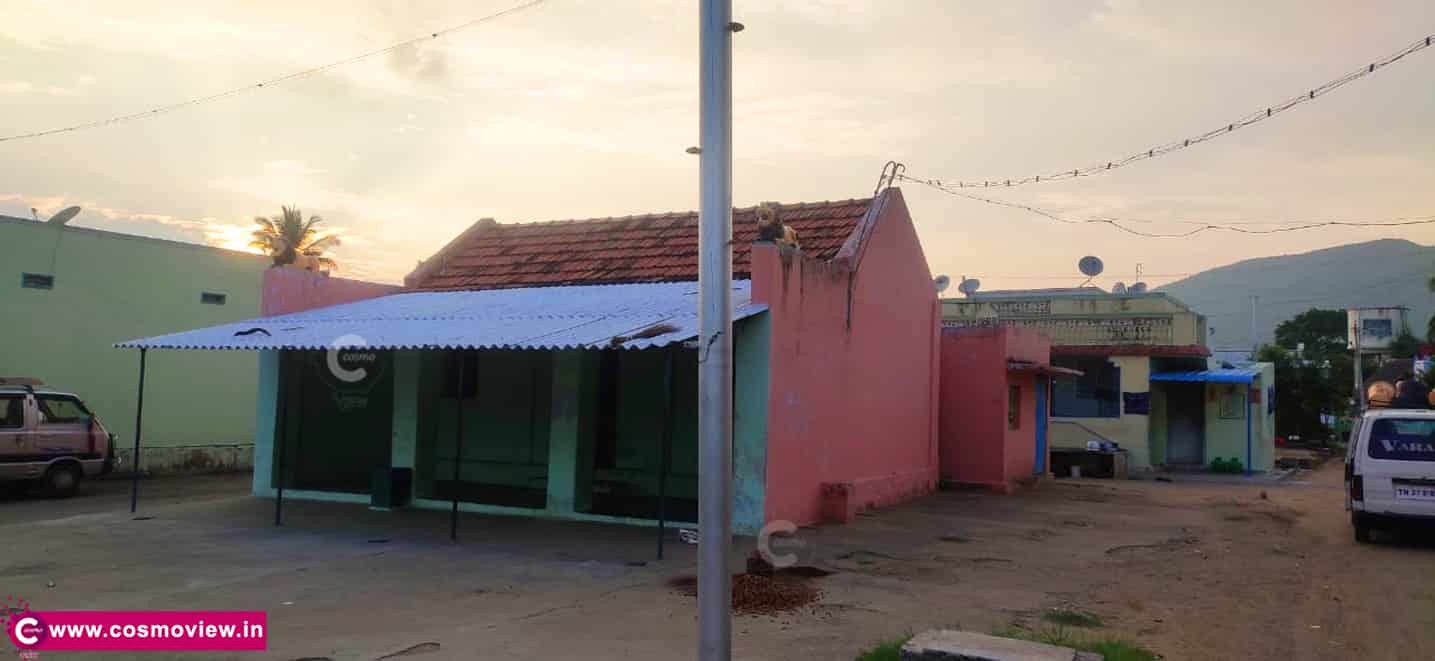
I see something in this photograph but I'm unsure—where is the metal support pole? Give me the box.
[129,348,147,513]
[1245,388,1253,476]
[657,348,676,560]
[1248,295,1259,357]
[1353,318,1365,411]
[451,351,467,542]
[274,354,289,526]
[698,0,734,657]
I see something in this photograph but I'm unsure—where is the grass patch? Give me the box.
[1041,607,1103,628]
[854,635,911,661]
[994,626,1158,661]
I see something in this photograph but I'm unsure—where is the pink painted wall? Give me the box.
[751,188,941,527]
[1003,371,1039,482]
[261,266,400,317]
[938,326,1049,491]
[938,328,1006,486]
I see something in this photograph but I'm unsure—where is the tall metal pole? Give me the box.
[129,348,147,513]
[1248,295,1259,357]
[451,351,467,542]
[1353,316,1365,411]
[698,1,734,658]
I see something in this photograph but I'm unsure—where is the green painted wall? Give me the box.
[252,350,279,493]
[274,351,394,493]
[1148,384,1168,466]
[1203,381,1252,469]
[0,217,267,469]
[418,350,553,501]
[597,348,699,500]
[1049,355,1155,468]
[733,313,770,535]
[258,314,773,533]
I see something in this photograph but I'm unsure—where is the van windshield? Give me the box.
[1368,418,1435,461]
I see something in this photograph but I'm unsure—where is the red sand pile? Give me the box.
[666,573,823,616]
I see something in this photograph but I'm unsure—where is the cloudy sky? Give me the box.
[2,0,1433,286]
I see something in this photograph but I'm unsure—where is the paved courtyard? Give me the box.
[3,465,1433,660]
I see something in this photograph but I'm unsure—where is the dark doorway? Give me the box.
[1165,383,1205,465]
[277,351,394,494]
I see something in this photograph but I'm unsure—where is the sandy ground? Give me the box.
[2,466,1433,661]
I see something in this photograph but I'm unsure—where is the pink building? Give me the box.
[938,326,1078,492]
[198,187,941,534]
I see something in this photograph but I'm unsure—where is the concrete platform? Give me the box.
[901,630,1101,661]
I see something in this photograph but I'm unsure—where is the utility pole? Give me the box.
[698,1,735,659]
[1353,314,1365,411]
[1248,295,1259,358]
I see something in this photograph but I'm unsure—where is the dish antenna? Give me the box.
[1128,282,1148,294]
[45,206,82,226]
[1078,255,1104,278]
[933,275,951,294]
[1112,281,1128,295]
[957,277,981,297]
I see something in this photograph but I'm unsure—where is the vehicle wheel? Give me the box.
[1352,513,1372,544]
[42,463,82,498]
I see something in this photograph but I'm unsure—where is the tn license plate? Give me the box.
[1394,485,1435,501]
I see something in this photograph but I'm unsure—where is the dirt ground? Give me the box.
[2,465,1433,661]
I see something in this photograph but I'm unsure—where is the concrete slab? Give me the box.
[901,630,1100,661]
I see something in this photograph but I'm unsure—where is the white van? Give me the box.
[1346,409,1435,542]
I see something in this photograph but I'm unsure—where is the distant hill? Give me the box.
[1157,239,1435,352]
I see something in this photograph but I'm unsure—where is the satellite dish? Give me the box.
[1078,255,1104,277]
[47,206,81,225]
[1112,282,1127,295]
[934,275,951,294]
[957,278,981,296]
[1128,282,1148,294]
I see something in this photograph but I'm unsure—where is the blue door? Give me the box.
[1034,378,1048,474]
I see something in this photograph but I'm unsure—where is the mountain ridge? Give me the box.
[1156,239,1434,351]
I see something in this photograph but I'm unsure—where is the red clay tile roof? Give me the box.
[406,198,871,291]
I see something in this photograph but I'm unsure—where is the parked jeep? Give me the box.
[0,379,117,497]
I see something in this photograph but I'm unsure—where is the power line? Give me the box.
[904,33,1434,189]
[0,0,547,144]
[903,176,1435,238]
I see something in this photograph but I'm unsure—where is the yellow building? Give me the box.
[943,288,1274,473]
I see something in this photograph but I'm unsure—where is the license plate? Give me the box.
[1394,484,1435,502]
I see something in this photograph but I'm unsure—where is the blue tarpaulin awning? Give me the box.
[1150,368,1262,384]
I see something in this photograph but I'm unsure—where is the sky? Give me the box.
[1,0,1433,286]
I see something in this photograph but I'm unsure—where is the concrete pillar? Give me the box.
[546,351,594,515]
[391,350,421,470]
[252,350,279,495]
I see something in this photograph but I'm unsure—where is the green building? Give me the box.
[0,214,268,473]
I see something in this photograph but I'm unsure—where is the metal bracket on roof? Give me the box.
[872,161,905,198]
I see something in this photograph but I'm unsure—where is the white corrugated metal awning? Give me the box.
[116,281,765,351]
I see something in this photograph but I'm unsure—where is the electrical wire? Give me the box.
[903,176,1435,238]
[904,33,1435,189]
[0,0,547,144]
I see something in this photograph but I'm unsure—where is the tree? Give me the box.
[249,206,341,270]
[1258,344,1338,439]
[1262,308,1359,439]
[1273,308,1347,365]
[1388,330,1422,359]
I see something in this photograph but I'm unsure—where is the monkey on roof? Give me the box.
[755,201,798,249]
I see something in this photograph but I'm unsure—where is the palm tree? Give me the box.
[249,206,341,270]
